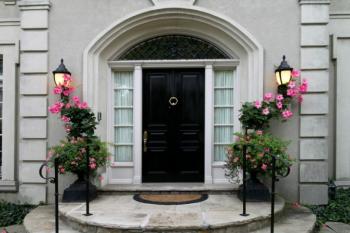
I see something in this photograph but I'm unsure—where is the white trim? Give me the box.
[133,65,142,184]
[151,0,196,6]
[0,44,17,190]
[109,60,239,69]
[204,65,214,184]
[109,178,134,184]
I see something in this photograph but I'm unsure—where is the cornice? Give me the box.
[18,0,50,10]
[299,0,330,5]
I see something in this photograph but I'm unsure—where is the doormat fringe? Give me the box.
[133,194,208,205]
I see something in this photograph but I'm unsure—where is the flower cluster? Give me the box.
[47,137,108,175]
[47,74,109,176]
[225,132,294,181]
[239,70,308,130]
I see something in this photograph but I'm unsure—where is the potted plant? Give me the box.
[225,131,294,201]
[47,74,109,202]
[225,69,307,201]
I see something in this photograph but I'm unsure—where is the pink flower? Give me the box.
[256,130,263,135]
[79,102,88,109]
[291,69,300,77]
[2,228,8,233]
[264,148,270,152]
[62,89,70,96]
[261,164,268,171]
[65,103,71,109]
[287,88,298,97]
[61,115,70,123]
[98,175,104,182]
[72,96,80,104]
[276,101,283,110]
[89,162,97,169]
[53,86,63,95]
[263,93,274,102]
[288,81,296,89]
[298,95,304,103]
[65,125,72,133]
[258,153,264,157]
[233,157,239,163]
[59,166,65,174]
[262,108,270,115]
[299,79,308,93]
[254,100,261,109]
[282,109,293,119]
[48,102,64,114]
[276,94,284,101]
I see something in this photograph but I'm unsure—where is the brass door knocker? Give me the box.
[169,96,179,106]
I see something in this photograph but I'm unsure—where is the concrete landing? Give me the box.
[59,194,284,233]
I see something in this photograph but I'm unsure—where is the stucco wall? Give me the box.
[46,0,301,202]
[0,2,19,18]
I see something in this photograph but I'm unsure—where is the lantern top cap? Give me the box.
[276,55,293,71]
[53,58,71,75]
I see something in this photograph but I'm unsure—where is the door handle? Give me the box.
[143,131,148,152]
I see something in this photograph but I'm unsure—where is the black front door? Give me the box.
[142,69,204,182]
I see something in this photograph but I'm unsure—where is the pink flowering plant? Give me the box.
[47,74,109,176]
[225,132,294,180]
[225,69,307,180]
[239,70,308,130]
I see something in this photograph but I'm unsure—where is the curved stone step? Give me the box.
[251,206,316,233]
[23,205,80,233]
[59,194,285,233]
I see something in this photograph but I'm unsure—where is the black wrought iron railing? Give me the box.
[39,159,59,233]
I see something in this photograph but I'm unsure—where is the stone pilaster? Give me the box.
[18,0,50,204]
[299,0,330,205]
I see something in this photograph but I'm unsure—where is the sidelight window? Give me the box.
[113,71,134,162]
[213,70,235,161]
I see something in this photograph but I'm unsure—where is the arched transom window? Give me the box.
[118,35,230,60]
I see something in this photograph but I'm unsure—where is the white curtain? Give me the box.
[113,72,133,162]
[214,70,234,161]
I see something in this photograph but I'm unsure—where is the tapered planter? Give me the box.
[62,172,97,202]
[238,171,270,202]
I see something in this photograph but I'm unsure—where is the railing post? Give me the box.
[240,127,249,217]
[39,160,59,233]
[84,137,92,216]
[270,155,276,233]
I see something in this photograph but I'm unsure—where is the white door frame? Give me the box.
[107,59,240,184]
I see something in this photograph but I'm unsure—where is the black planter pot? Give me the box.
[62,172,97,202]
[238,171,270,202]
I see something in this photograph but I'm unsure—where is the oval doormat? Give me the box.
[133,194,208,205]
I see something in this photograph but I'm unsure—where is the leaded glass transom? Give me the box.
[118,35,230,60]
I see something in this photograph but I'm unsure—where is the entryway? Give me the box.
[142,68,205,182]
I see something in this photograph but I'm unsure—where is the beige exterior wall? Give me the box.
[2,0,349,205]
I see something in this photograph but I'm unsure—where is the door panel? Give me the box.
[143,69,204,182]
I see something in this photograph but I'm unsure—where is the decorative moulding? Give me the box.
[4,0,16,5]
[151,0,196,6]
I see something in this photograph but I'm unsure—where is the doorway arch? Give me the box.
[83,5,263,184]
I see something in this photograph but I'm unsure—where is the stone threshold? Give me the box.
[99,183,239,194]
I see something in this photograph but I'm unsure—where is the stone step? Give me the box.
[251,206,316,233]
[58,194,285,233]
[23,205,80,233]
[99,183,239,195]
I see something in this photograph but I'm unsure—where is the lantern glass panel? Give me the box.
[276,70,292,85]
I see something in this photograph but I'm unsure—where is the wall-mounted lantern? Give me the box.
[275,55,293,96]
[52,59,71,87]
